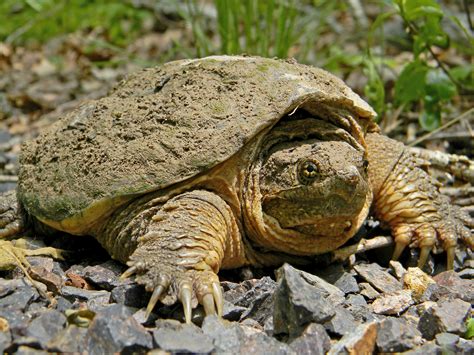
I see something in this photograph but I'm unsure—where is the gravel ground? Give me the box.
[0,230,473,353]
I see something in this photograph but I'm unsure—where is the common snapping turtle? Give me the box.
[0,56,472,322]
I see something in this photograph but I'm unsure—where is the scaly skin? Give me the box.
[366,133,473,268]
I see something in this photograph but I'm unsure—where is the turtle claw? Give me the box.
[446,247,455,270]
[417,246,432,268]
[180,283,193,324]
[120,262,144,280]
[202,293,216,316]
[145,285,166,319]
[212,282,224,316]
[391,242,407,261]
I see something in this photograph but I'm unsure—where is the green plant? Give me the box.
[0,0,153,46]
[368,0,473,131]
[185,0,299,58]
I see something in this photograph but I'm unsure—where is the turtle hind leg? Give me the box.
[0,190,26,238]
[119,190,245,323]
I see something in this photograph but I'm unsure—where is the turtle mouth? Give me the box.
[293,219,353,236]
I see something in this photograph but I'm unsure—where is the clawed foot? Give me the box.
[121,259,224,323]
[390,203,473,270]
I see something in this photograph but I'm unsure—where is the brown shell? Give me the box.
[18,55,376,223]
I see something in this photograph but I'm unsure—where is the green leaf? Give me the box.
[466,318,474,339]
[402,0,443,21]
[395,60,428,105]
[425,69,457,101]
[419,104,440,131]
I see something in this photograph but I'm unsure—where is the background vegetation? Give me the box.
[0,0,472,136]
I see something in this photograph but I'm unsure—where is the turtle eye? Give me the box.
[298,160,319,185]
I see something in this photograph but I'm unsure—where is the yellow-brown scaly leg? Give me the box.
[366,133,473,269]
[0,190,25,238]
[121,190,246,323]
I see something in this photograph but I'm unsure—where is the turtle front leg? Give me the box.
[0,190,25,238]
[121,190,246,323]
[366,133,473,269]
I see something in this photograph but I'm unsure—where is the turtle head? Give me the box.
[248,125,372,255]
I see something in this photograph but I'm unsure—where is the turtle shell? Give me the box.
[18,55,376,232]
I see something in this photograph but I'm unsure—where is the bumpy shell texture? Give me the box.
[19,55,376,224]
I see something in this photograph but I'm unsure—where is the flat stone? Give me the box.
[29,264,63,294]
[0,278,29,297]
[418,299,471,340]
[0,285,39,311]
[153,320,214,354]
[61,286,110,303]
[345,294,367,306]
[289,323,331,355]
[376,317,422,352]
[47,325,87,353]
[435,332,459,353]
[85,304,152,354]
[83,260,123,291]
[0,329,11,353]
[324,306,359,337]
[431,271,474,303]
[359,282,380,300]
[402,341,441,354]
[24,310,66,348]
[202,316,246,353]
[273,263,336,338]
[110,283,147,308]
[0,309,31,338]
[237,332,291,354]
[456,338,474,353]
[371,289,414,315]
[328,322,378,355]
[347,304,383,323]
[334,272,360,294]
[353,263,402,293]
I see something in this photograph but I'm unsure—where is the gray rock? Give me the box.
[110,283,147,308]
[61,286,110,303]
[289,323,331,355]
[83,260,123,291]
[345,294,367,306]
[328,322,378,355]
[418,299,471,340]
[457,338,474,353]
[346,304,384,324]
[323,307,359,337]
[371,289,414,315]
[222,300,246,321]
[202,316,246,353]
[389,260,407,280]
[402,341,441,354]
[359,282,380,300]
[435,332,459,353]
[431,271,474,303]
[334,272,360,294]
[24,310,66,348]
[273,264,336,338]
[240,287,274,325]
[85,304,152,354]
[457,268,474,279]
[237,332,291,355]
[0,329,11,353]
[0,309,31,339]
[0,285,39,311]
[223,277,276,308]
[353,263,402,293]
[376,317,422,353]
[47,325,87,353]
[0,278,30,297]
[153,320,214,354]
[53,297,72,313]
